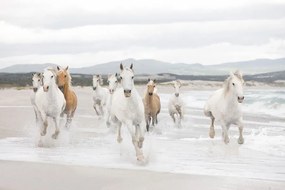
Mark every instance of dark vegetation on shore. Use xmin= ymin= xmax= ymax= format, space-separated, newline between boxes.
xmin=0 ymin=71 xmax=284 ymax=87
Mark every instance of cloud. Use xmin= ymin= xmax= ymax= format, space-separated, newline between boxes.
xmin=0 ymin=0 xmax=284 ymax=67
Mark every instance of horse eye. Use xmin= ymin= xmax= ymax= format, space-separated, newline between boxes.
xmin=38 ymin=79 xmax=40 ymax=82
xmin=115 ymin=81 xmax=118 ymax=83
xmin=232 ymin=83 xmax=235 ymax=86
xmin=64 ymin=75 xmax=67 ymax=78
xmin=120 ymin=77 xmax=122 ymax=79
xmin=132 ymin=76 xmax=134 ymax=79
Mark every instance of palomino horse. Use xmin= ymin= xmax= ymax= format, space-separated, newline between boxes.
xmin=111 ymin=63 xmax=145 ymax=161
xmin=168 ymin=80 xmax=184 ymax=127
xmin=35 ymin=69 xmax=66 ymax=141
xmin=31 ymin=73 xmax=42 ymax=123
xmin=92 ymin=75 xmax=109 ymax=116
xmin=143 ymin=79 xmax=161 ymax=132
xmin=56 ymin=66 xmax=78 ymax=128
xmin=204 ymin=70 xmax=245 ymax=144
xmin=106 ymin=73 xmax=119 ymax=126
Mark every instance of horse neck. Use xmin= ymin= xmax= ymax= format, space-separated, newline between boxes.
xmin=47 ymin=83 xmax=59 ymax=100
xmin=62 ymin=82 xmax=71 ymax=97
xmin=223 ymin=89 xmax=238 ymax=107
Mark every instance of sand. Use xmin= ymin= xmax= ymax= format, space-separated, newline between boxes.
xmin=0 ymin=160 xmax=284 ymax=190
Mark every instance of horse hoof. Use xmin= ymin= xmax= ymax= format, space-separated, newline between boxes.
xmin=238 ymin=137 xmax=244 ymax=144
xmin=38 ymin=140 xmax=43 ymax=147
xmin=40 ymin=131 xmax=46 ymax=136
xmin=224 ymin=136 xmax=230 ymax=144
xmin=117 ymin=137 xmax=123 ymax=143
xmin=52 ymin=133 xmax=58 ymax=139
xmin=209 ymin=131 xmax=215 ymax=138
xmin=137 ymin=155 xmax=145 ymax=162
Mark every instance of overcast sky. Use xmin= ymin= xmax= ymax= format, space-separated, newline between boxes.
xmin=0 ymin=0 xmax=285 ymax=68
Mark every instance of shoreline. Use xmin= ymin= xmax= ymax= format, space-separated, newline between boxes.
xmin=0 ymin=160 xmax=284 ymax=190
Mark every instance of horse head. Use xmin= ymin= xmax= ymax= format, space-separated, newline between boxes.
xmin=32 ymin=72 xmax=43 ymax=90
xmin=119 ymin=63 xmax=134 ymax=98
xmin=173 ymin=80 xmax=182 ymax=97
xmin=147 ymin=79 xmax=156 ymax=96
xmin=93 ymin=75 xmax=103 ymax=91
xmin=42 ymin=69 xmax=57 ymax=92
xmin=225 ymin=70 xmax=245 ymax=103
xmin=107 ymin=73 xmax=119 ymax=94
xmin=56 ymin=66 xmax=70 ymax=87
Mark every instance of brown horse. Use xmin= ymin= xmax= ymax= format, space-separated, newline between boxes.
xmin=143 ymin=79 xmax=161 ymax=132
xmin=56 ymin=66 xmax=78 ymax=128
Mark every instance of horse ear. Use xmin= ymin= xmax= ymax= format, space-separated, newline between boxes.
xmin=96 ymin=74 xmax=100 ymax=78
xmin=65 ymin=66 xmax=69 ymax=71
xmin=148 ymin=78 xmax=150 ymax=82
xmin=234 ymin=70 xmax=243 ymax=80
xmin=37 ymin=73 xmax=41 ymax=77
xmin=153 ymin=79 xmax=156 ymax=83
xmin=115 ymin=73 xmax=118 ymax=77
xmin=130 ymin=63 xmax=133 ymax=70
xmin=57 ymin=66 xmax=60 ymax=71
xmin=120 ymin=63 xmax=123 ymax=71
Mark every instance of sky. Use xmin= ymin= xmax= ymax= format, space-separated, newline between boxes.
xmin=0 ymin=0 xmax=285 ymax=68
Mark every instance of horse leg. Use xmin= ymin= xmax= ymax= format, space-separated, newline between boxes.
xmin=136 ymin=124 xmax=145 ymax=149
xmin=117 ymin=122 xmax=123 ymax=143
xmin=39 ymin=111 xmax=48 ymax=136
xmin=94 ymin=103 xmax=99 ymax=116
xmin=65 ymin=112 xmax=72 ymax=128
xmin=99 ymin=104 xmax=104 ymax=116
xmin=145 ymin=114 xmax=150 ymax=132
xmin=52 ymin=117 xmax=60 ymax=139
xmin=236 ymin=119 xmax=244 ymax=144
xmin=221 ymin=122 xmax=230 ymax=144
xmin=209 ymin=112 xmax=215 ymax=138
xmin=126 ymin=122 xmax=144 ymax=161
xmin=170 ymin=113 xmax=175 ymax=123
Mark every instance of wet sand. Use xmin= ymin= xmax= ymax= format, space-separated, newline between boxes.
xmin=0 ymin=160 xmax=284 ymax=190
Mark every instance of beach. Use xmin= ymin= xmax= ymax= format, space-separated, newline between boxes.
xmin=0 ymin=85 xmax=285 ymax=189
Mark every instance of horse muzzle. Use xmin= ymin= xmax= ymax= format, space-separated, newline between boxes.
xmin=93 ymin=87 xmax=96 ymax=91
xmin=175 ymin=93 xmax=179 ymax=97
xmin=237 ymin=96 xmax=244 ymax=103
xmin=124 ymin=90 xmax=131 ymax=97
xmin=148 ymin=92 xmax=153 ymax=96
xmin=109 ymin=89 xmax=114 ymax=94
xmin=43 ymin=86 xmax=49 ymax=92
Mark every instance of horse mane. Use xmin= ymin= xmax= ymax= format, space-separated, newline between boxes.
xmin=65 ymin=70 xmax=72 ymax=87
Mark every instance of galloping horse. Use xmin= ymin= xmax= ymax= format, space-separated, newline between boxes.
xmin=35 ymin=68 xmax=66 ymax=141
xmin=56 ymin=66 xmax=77 ymax=128
xmin=143 ymin=79 xmax=161 ymax=131
xmin=111 ymin=64 xmax=145 ymax=161
xmin=204 ymin=70 xmax=245 ymax=144
xmin=168 ymin=80 xmax=184 ymax=127
xmin=92 ymin=75 xmax=109 ymax=116
xmin=106 ymin=73 xmax=119 ymax=126
xmin=31 ymin=73 xmax=42 ymax=123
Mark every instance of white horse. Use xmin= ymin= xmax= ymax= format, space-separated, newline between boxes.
xmin=204 ymin=70 xmax=245 ymax=144
xmin=30 ymin=73 xmax=42 ymax=123
xmin=168 ymin=80 xmax=184 ymax=127
xmin=35 ymin=69 xmax=66 ymax=140
xmin=92 ymin=75 xmax=109 ymax=116
xmin=111 ymin=63 xmax=145 ymax=161
xmin=106 ymin=73 xmax=119 ymax=126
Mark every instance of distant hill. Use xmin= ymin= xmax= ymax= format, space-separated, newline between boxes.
xmin=0 ymin=58 xmax=284 ymax=75
xmin=1 ymin=70 xmax=284 ymax=87
xmin=0 ymin=63 xmax=56 ymax=73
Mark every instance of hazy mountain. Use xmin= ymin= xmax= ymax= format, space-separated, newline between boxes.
xmin=0 ymin=58 xmax=284 ymax=75
xmin=0 ymin=63 xmax=56 ymax=73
